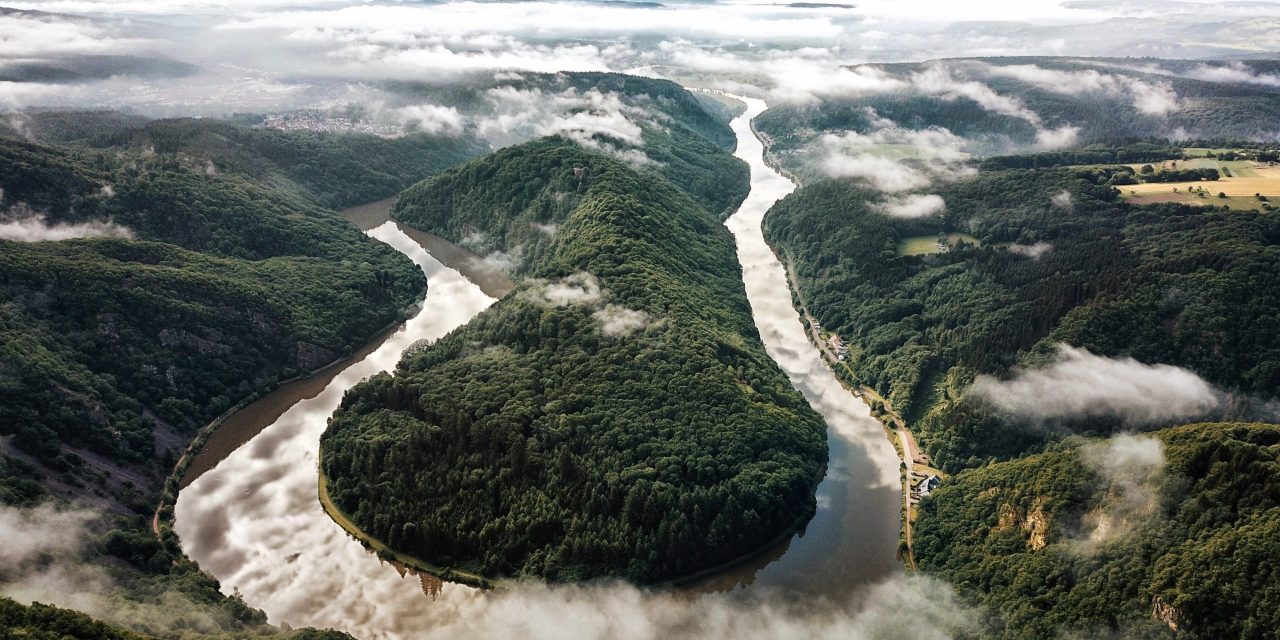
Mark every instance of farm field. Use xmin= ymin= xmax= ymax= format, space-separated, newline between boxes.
xmin=1123 ymin=158 xmax=1262 ymax=177
xmin=1118 ymin=164 xmax=1280 ymax=211
xmin=1126 ymin=191 xmax=1274 ymax=211
xmin=897 ymin=232 xmax=982 ymax=256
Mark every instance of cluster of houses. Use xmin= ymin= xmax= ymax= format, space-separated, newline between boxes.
xmin=257 ymin=111 xmax=402 ymax=138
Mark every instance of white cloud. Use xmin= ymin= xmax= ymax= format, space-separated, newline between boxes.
xmin=911 ymin=63 xmax=1043 ymax=125
xmin=481 ymin=86 xmax=653 ymax=163
xmin=592 ymin=304 xmax=652 ymax=337
xmin=1007 ymin=241 xmax=1052 ymax=259
xmin=0 ymin=13 xmax=148 ymax=57
xmin=970 ymin=344 xmax=1220 ymax=425
xmin=771 ymin=63 xmax=907 ymax=103
xmin=982 ymin=63 xmax=1180 ymax=115
xmin=1051 ymin=190 xmax=1074 ymax=211
xmin=0 ymin=503 xmax=94 ymax=568
xmin=1035 ymin=125 xmax=1081 ymax=150
xmin=1076 ymin=433 xmax=1165 ymax=545
xmin=0 ymin=213 xmax=133 ymax=242
xmin=874 ymin=193 xmax=946 ymax=218
xmin=395 ymin=104 xmax=464 ymax=135
xmin=817 ymin=125 xmax=974 ymax=191
xmin=537 ymin=272 xmax=602 ymax=308
xmin=1185 ymin=61 xmax=1280 ymax=88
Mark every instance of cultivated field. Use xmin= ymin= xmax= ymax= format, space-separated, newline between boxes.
xmin=898 ymin=232 xmax=981 ymax=256
xmin=1118 ymin=163 xmax=1280 ymax=211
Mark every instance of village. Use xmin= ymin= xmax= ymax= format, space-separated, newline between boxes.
xmin=807 ymin=314 xmax=945 ymax=567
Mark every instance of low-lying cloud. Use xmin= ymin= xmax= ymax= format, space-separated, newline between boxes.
xmin=480 ymin=86 xmax=654 ymax=164
xmin=1051 ymin=190 xmax=1074 ymax=211
xmin=536 ymin=271 xmax=603 ymax=308
xmin=912 ymin=63 xmax=1044 ymax=125
xmin=435 ymin=574 xmax=975 ymax=640
xmin=1075 ymin=433 xmax=1166 ymax=546
xmin=817 ymin=121 xmax=974 ymax=191
xmin=1185 ymin=61 xmax=1280 ymax=88
xmin=969 ymin=344 xmax=1220 ymax=426
xmin=0 ymin=503 xmax=229 ymax=636
xmin=0 ymin=213 xmax=133 ymax=242
xmin=395 ymin=104 xmax=465 ymax=135
xmin=1007 ymin=241 xmax=1052 ymax=259
xmin=874 ymin=193 xmax=946 ymax=218
xmin=982 ymin=63 xmax=1180 ymax=115
xmin=592 ymin=304 xmax=652 ymax=337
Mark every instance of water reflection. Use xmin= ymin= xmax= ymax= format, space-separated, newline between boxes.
xmin=682 ymin=96 xmax=901 ymax=596
xmin=174 ymin=222 xmax=497 ymax=634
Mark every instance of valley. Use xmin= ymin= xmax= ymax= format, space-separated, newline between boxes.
xmin=4 ymin=3 xmax=1280 ymax=637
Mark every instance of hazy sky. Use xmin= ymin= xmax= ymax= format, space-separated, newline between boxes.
xmin=1 ymin=1 xmax=1278 ymax=114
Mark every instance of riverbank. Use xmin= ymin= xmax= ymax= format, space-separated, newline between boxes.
xmin=776 ymin=248 xmax=920 ymax=569
xmin=152 ymin=306 xmax=418 ymax=543
xmin=317 ymin=468 xmax=499 ymax=590
xmin=160 ymin=198 xmax=507 ymax=544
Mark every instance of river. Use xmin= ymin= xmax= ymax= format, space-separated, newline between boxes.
xmin=174 ymin=96 xmax=902 ymax=639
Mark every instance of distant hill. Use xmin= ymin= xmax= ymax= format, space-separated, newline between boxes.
xmin=756 ymin=57 xmax=1280 ymax=180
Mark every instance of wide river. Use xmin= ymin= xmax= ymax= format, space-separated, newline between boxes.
xmin=174 ymin=97 xmax=902 ymax=639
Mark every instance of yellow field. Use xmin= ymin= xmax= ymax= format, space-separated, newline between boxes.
xmin=1123 ymin=158 xmax=1263 ymax=178
xmin=897 ymin=232 xmax=981 ymax=256
xmin=1121 ymin=165 xmax=1280 ymax=199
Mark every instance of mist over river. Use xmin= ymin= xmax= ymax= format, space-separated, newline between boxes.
xmin=174 ymin=100 xmax=931 ymax=640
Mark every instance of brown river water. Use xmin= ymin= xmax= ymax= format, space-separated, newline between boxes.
xmin=173 ymin=97 xmax=904 ymax=639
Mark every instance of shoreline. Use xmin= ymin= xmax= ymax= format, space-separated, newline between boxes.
xmin=152 ymin=307 xmax=417 ymax=543
xmin=317 ymin=467 xmax=500 ymax=590
xmin=773 ymin=240 xmax=918 ymax=569
xmin=156 ymin=196 xmax=509 ymax=543
xmin=316 ymin=462 xmax=827 ymax=592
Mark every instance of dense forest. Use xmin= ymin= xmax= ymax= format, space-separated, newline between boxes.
xmin=915 ymin=422 xmax=1280 ymax=639
xmin=755 ymin=57 xmax=1280 ymax=179
xmin=322 ymin=135 xmax=828 ymax=583
xmin=765 ymin=146 xmax=1280 ymax=637
xmin=1 ymin=111 xmax=487 ymax=210
xmin=765 ymin=163 xmax=1280 ymax=471
xmin=383 ymin=71 xmax=749 ymax=219
xmin=0 ymin=119 xmax=472 ymax=637
xmin=0 ymin=597 xmax=354 ymax=640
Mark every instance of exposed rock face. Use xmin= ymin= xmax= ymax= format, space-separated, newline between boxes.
xmin=1023 ymin=498 xmax=1050 ymax=551
xmin=1152 ymin=594 xmax=1181 ymax=631
xmin=994 ymin=495 xmax=1050 ymax=551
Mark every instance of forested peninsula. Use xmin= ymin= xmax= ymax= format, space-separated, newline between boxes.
xmin=321 ymin=130 xmax=827 ymax=583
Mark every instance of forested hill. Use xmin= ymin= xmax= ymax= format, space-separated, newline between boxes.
xmin=764 ymin=159 xmax=1280 ymax=638
xmin=1 ymin=111 xmax=487 ymax=210
xmin=754 ymin=56 xmax=1280 ymax=180
xmin=322 ymin=135 xmax=828 ymax=583
xmin=915 ymin=422 xmax=1280 ymax=639
xmin=384 ymin=71 xmax=749 ymax=218
xmin=0 ymin=597 xmax=354 ymax=640
xmin=0 ymin=124 xmax=469 ymax=637
xmin=765 ymin=166 xmax=1280 ymax=471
